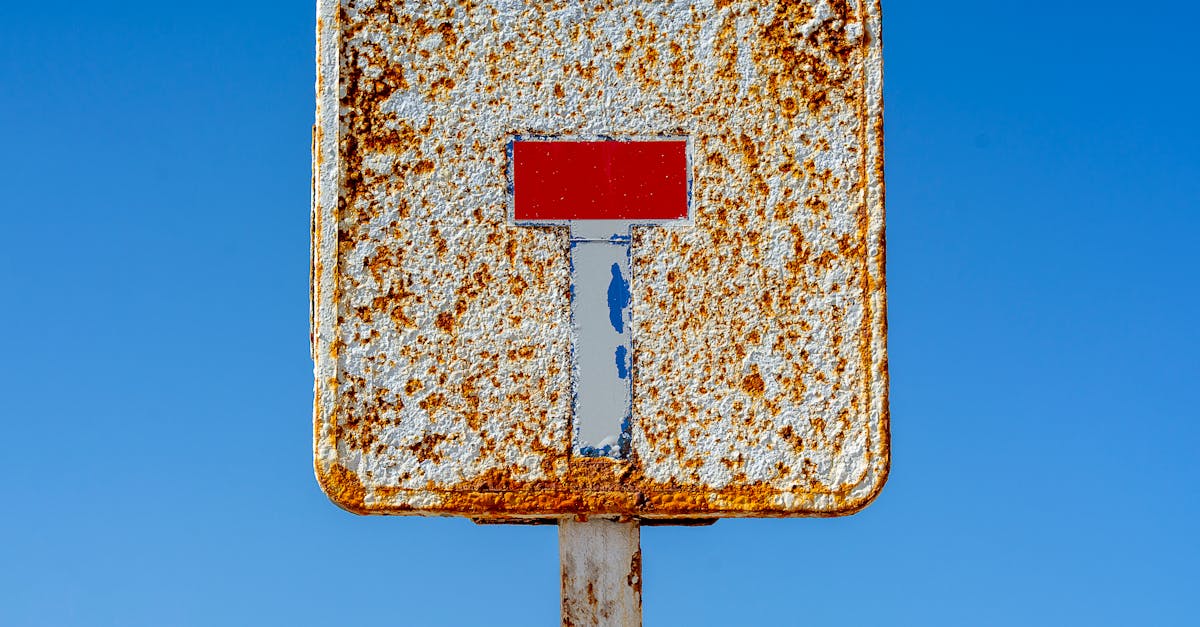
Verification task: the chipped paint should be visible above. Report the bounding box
[313,0,888,519]
[607,263,630,334]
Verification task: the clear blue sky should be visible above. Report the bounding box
[2,2,1196,625]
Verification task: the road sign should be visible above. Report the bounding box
[313,0,888,521]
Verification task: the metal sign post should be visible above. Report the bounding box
[560,518,641,625]
[313,2,887,624]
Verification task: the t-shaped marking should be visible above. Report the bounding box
[510,137,691,458]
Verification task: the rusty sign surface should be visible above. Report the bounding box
[313,0,888,520]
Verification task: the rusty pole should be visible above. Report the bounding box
[559,518,642,626]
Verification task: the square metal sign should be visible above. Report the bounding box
[313,0,888,520]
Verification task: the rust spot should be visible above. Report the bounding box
[427,76,457,102]
[779,424,804,450]
[409,433,449,462]
[419,392,446,414]
[741,370,766,398]
[413,160,434,176]
[317,463,368,513]
[434,311,455,333]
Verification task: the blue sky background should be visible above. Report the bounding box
[2,2,1197,625]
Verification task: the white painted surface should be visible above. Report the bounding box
[571,238,632,456]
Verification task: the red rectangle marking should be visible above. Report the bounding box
[512,140,689,222]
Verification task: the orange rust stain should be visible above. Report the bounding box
[779,424,805,450]
[752,0,861,116]
[317,463,368,513]
[409,433,450,462]
[627,546,642,595]
[712,13,740,98]
[358,449,880,518]
[419,392,446,414]
[434,311,455,333]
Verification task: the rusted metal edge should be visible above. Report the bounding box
[312,0,342,502]
[861,0,891,514]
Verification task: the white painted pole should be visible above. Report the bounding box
[560,518,642,626]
